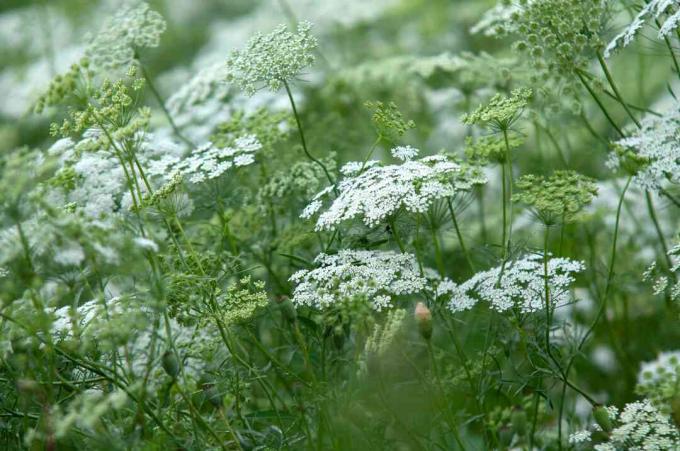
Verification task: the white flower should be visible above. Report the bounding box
[569,430,591,444]
[607,107,680,194]
[86,1,166,70]
[289,250,427,310]
[133,237,159,252]
[437,254,584,313]
[604,400,680,450]
[391,145,419,161]
[54,242,85,266]
[605,1,680,58]
[157,135,262,184]
[638,351,680,386]
[226,21,318,95]
[303,152,486,230]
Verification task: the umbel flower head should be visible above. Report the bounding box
[607,107,680,194]
[289,250,427,311]
[569,399,680,450]
[226,21,318,96]
[605,0,680,58]
[365,100,415,143]
[513,170,598,225]
[473,1,607,103]
[437,254,585,313]
[301,148,487,231]
[85,1,166,70]
[146,134,262,184]
[462,88,532,130]
[636,351,680,415]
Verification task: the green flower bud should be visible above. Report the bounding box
[593,405,613,433]
[161,350,180,378]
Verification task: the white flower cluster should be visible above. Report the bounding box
[51,296,219,384]
[86,1,166,70]
[226,21,317,96]
[607,107,680,194]
[437,254,584,313]
[570,400,680,450]
[470,2,524,36]
[639,351,680,386]
[605,0,680,58]
[47,133,126,219]
[147,135,261,184]
[289,250,427,311]
[302,150,486,230]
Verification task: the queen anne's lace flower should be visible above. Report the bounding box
[303,149,486,230]
[637,351,680,414]
[147,135,261,184]
[86,1,166,70]
[289,250,426,310]
[226,21,318,96]
[605,1,680,58]
[437,254,584,313]
[571,400,680,450]
[607,107,680,194]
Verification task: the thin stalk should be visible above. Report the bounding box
[596,53,641,128]
[283,80,335,186]
[575,69,625,137]
[138,62,194,147]
[426,341,466,450]
[388,218,406,253]
[447,198,475,272]
[579,176,632,349]
[428,216,446,275]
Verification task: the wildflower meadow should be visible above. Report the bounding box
[1,0,680,449]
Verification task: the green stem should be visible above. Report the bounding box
[447,198,475,272]
[138,62,194,147]
[388,218,406,253]
[596,53,641,128]
[575,69,624,137]
[283,80,335,187]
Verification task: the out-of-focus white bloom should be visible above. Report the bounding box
[226,21,318,96]
[86,1,166,70]
[639,351,680,386]
[592,345,617,373]
[607,107,680,194]
[133,237,159,252]
[437,254,585,313]
[605,0,680,58]
[54,242,86,267]
[289,250,426,310]
[303,151,486,230]
[50,295,219,386]
[470,2,523,36]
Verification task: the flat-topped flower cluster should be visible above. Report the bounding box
[437,254,585,313]
[289,250,426,311]
[302,148,486,230]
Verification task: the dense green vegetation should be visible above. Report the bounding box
[1,0,680,449]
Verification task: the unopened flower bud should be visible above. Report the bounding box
[593,405,613,433]
[414,302,432,340]
[161,350,180,378]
